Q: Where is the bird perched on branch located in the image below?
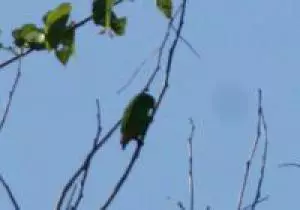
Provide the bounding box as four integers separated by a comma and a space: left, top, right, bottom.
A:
120, 92, 155, 150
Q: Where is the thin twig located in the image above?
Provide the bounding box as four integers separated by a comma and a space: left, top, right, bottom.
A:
0, 49, 22, 134
187, 118, 195, 210
242, 195, 269, 210
100, 143, 142, 210
66, 184, 77, 210
117, 25, 200, 95
143, 6, 182, 92
237, 89, 263, 210
56, 120, 121, 210
0, 174, 20, 210
117, 47, 159, 95
251, 89, 269, 210
63, 101, 101, 210
56, 99, 109, 210
72, 100, 101, 209
94, 99, 102, 146
278, 163, 300, 168
72, 163, 91, 209
171, 24, 201, 60
0, 49, 32, 71
177, 201, 186, 210
166, 196, 186, 210
150, 0, 187, 115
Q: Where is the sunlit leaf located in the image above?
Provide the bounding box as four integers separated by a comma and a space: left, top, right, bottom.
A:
55, 43, 74, 65
92, 0, 107, 25
12, 24, 45, 50
43, 3, 72, 26
92, 0, 126, 36
42, 3, 75, 65
111, 15, 126, 36
43, 2, 72, 49
54, 27, 75, 65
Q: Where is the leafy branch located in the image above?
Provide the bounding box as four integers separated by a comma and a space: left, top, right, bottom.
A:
0, 0, 173, 69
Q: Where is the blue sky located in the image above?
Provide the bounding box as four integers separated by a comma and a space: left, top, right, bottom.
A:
1, 0, 300, 209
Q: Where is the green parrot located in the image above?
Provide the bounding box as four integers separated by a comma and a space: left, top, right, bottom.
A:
120, 92, 155, 150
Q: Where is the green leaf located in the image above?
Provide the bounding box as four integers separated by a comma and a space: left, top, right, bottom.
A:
111, 15, 126, 36
55, 44, 73, 65
93, 0, 117, 29
93, 0, 126, 35
43, 3, 71, 26
43, 3, 75, 65
92, 0, 107, 25
12, 24, 46, 50
43, 2, 72, 49
54, 28, 75, 65
156, 0, 173, 19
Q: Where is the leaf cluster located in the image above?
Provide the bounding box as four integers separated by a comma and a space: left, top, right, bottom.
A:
7, 0, 173, 65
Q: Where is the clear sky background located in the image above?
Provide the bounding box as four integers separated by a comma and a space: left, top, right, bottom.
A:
1, 0, 300, 209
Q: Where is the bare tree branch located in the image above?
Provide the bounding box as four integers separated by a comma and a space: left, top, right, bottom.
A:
250, 89, 269, 210
0, 1, 193, 210
93, 99, 102, 146
56, 0, 189, 208
170, 24, 201, 60
69, 100, 102, 210
56, 99, 107, 210
99, 0, 189, 208
237, 89, 268, 210
278, 163, 300, 168
177, 201, 186, 210
117, 26, 200, 95
148, 0, 188, 116
242, 195, 269, 210
0, 174, 20, 210
66, 184, 77, 210
166, 196, 186, 210
100, 143, 142, 210
0, 49, 31, 71
117, 47, 159, 95
167, 119, 195, 210
0, 49, 22, 134
187, 118, 195, 210
143, 7, 182, 93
